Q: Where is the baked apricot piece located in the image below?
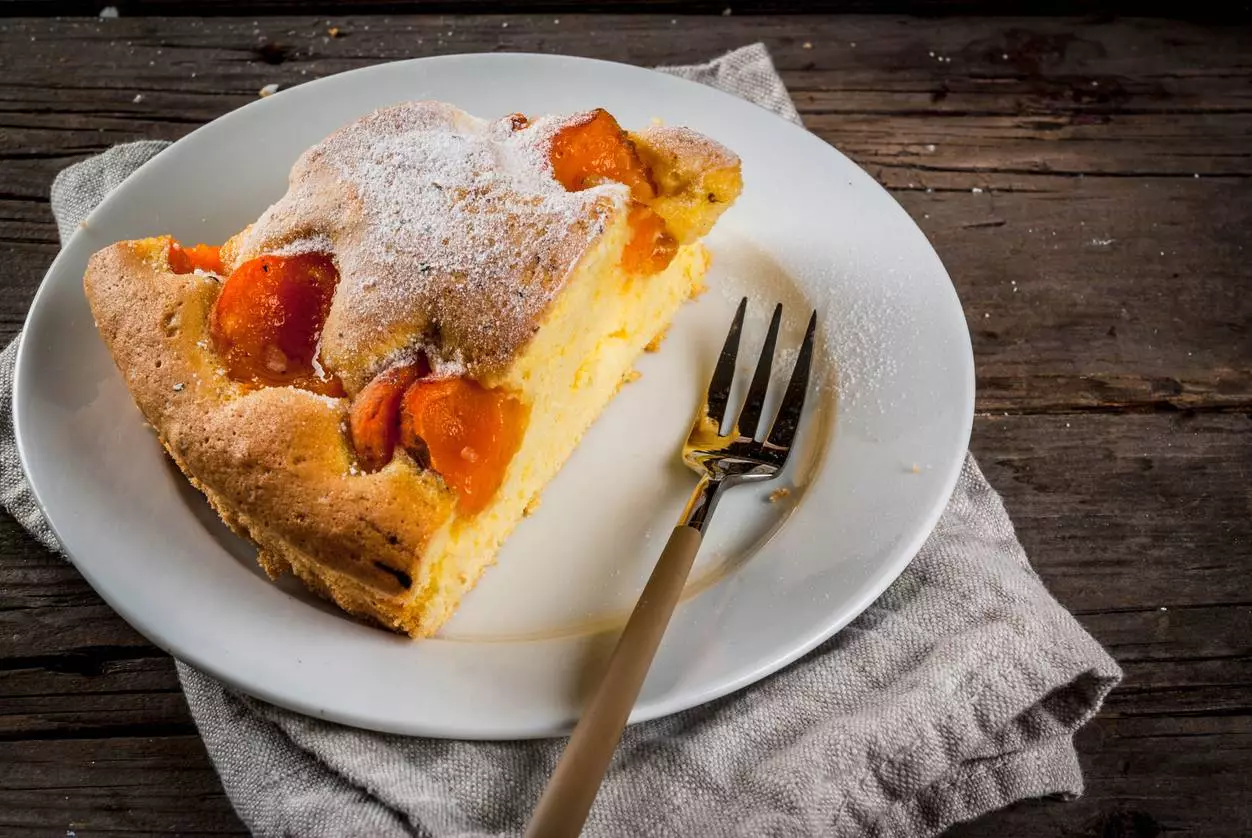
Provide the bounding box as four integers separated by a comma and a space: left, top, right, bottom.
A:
622, 201, 678, 275
168, 241, 224, 275
209, 252, 342, 395
349, 362, 428, 473
399, 378, 528, 514
549, 109, 655, 201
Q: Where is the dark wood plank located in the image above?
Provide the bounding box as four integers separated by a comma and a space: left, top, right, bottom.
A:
0, 14, 1248, 414
980, 412, 1252, 612
0, 654, 188, 739
0, 735, 245, 836
5, 2, 1247, 24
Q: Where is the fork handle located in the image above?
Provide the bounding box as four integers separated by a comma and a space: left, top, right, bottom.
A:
524, 524, 704, 838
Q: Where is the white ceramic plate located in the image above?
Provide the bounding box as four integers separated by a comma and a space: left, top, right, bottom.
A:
15, 53, 973, 738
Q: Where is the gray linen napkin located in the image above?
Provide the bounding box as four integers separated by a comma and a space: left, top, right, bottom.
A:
1, 44, 1120, 837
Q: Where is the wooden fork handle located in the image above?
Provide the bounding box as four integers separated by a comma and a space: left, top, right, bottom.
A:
524, 525, 704, 838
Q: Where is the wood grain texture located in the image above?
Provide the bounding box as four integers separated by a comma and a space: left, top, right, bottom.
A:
5, 1, 1249, 23
0, 11, 1248, 838
0, 735, 245, 836
0, 14, 1248, 413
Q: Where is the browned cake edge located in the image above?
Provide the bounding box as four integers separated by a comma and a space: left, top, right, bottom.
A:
83, 240, 457, 635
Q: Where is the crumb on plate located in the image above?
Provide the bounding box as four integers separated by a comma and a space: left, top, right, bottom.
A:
645, 327, 669, 353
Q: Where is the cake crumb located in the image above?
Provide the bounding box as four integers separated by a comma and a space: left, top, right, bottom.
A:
645, 328, 669, 353
327, 26, 341, 37
910, 463, 921, 473
259, 83, 280, 97
768, 487, 791, 503
802, 41, 813, 49
623, 369, 642, 384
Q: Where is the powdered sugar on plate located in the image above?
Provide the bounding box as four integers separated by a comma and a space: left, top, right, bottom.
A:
712, 236, 911, 417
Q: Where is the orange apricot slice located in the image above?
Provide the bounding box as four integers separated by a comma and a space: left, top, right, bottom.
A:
209, 252, 342, 395
349, 362, 428, 473
549, 109, 655, 201
168, 241, 224, 275
622, 201, 678, 275
398, 378, 528, 514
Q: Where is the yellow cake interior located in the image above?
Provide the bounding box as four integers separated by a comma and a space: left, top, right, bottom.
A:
411, 228, 711, 632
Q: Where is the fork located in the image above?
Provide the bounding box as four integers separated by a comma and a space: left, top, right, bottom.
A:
525, 298, 817, 838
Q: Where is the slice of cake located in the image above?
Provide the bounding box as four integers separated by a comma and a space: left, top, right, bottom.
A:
84, 102, 741, 637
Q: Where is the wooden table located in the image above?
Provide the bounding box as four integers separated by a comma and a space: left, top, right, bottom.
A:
1, 9, 1249, 837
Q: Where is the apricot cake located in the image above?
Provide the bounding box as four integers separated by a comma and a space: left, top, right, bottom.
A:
84, 101, 741, 637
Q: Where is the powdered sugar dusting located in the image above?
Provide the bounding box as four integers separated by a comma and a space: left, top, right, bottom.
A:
234, 102, 627, 389
336, 110, 606, 279
429, 348, 468, 378
267, 233, 335, 257
714, 241, 911, 415
823, 289, 909, 412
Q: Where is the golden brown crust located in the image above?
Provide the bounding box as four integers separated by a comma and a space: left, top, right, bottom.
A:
84, 239, 455, 631
632, 127, 743, 244
634, 126, 740, 178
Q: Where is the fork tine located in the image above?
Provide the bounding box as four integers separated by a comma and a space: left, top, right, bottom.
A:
705, 297, 746, 432
736, 302, 782, 439
765, 310, 817, 453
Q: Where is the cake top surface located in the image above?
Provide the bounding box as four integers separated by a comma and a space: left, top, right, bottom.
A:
228, 101, 628, 389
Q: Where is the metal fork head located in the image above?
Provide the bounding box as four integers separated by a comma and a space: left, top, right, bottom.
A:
680, 298, 817, 531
